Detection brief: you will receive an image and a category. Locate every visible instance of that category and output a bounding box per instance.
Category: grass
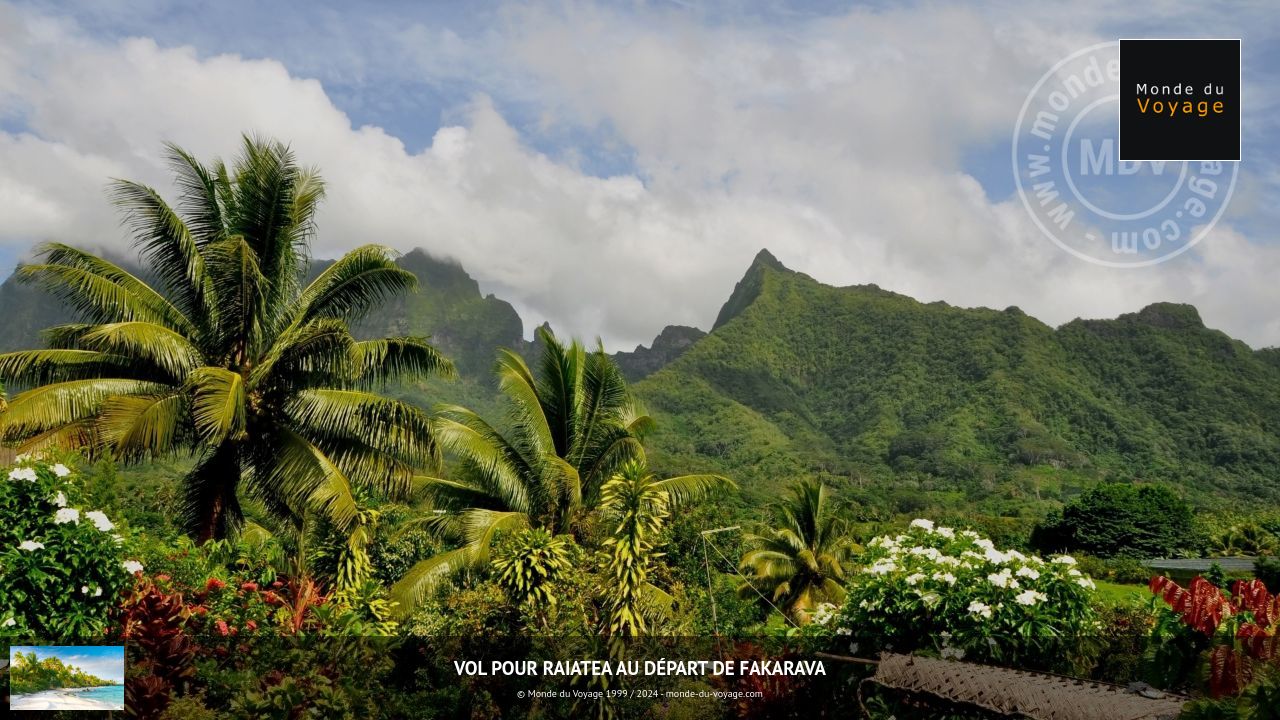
[1094,580,1149,607]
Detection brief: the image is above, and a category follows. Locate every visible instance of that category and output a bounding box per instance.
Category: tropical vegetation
[737,478,852,624]
[10,649,117,695]
[0,137,452,542]
[5,138,1280,718]
[392,327,728,612]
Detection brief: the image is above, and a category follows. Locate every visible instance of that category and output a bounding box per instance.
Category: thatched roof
[871,654,1186,720]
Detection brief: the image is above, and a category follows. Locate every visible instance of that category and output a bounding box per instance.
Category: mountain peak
[750,248,787,272]
[712,249,791,330]
[613,325,707,381]
[1131,302,1204,330]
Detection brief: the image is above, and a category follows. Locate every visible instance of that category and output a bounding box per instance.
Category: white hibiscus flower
[1015,589,1048,606]
[84,510,115,532]
[967,601,993,618]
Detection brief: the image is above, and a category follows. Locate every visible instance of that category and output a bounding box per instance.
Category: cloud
[0,1,1278,350]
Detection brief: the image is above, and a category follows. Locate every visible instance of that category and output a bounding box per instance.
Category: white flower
[987,570,1019,589]
[932,572,957,585]
[93,587,102,597]
[811,602,837,626]
[905,573,926,586]
[1015,566,1040,580]
[14,453,31,463]
[1051,555,1077,566]
[920,591,941,608]
[53,508,80,524]
[909,518,935,532]
[81,585,89,594]
[967,601,993,618]
[52,463,71,477]
[51,491,67,507]
[84,510,114,532]
[984,547,1009,564]
[866,560,898,575]
[2,617,14,627]
[121,560,144,574]
[17,540,44,551]
[835,627,852,636]
[8,467,37,482]
[941,646,966,660]
[960,530,980,539]
[1015,589,1048,606]
[1006,550,1026,562]
[1067,568,1082,577]
[936,527,955,539]
[1076,577,1096,590]
[974,539,996,551]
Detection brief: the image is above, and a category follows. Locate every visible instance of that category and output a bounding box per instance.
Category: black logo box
[1119,38,1241,162]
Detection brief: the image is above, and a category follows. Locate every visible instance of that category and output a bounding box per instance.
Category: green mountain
[3,244,1278,518]
[632,250,1280,513]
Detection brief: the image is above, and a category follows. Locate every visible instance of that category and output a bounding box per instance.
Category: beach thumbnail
[9,646,125,711]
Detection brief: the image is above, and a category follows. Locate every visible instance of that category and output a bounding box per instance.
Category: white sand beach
[11,686,125,710]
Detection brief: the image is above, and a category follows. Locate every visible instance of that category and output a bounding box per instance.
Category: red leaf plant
[117,577,199,719]
[1151,575,1280,697]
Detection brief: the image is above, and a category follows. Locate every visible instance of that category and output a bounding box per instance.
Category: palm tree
[392,327,728,611]
[1210,523,1279,557]
[738,478,851,624]
[0,137,453,541]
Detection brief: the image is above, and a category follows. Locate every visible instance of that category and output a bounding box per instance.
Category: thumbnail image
[9,646,125,711]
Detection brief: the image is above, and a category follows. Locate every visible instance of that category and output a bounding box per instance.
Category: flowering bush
[0,457,142,639]
[817,519,1099,671]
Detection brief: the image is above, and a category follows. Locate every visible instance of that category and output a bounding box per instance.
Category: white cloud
[0,1,1277,351]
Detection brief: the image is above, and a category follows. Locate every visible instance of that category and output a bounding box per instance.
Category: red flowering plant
[1148,575,1280,697]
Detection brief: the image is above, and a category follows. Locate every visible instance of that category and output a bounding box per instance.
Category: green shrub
[0,458,142,640]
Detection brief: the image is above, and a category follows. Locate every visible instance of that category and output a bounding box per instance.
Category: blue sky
[1,0,1278,348]
[10,645,125,684]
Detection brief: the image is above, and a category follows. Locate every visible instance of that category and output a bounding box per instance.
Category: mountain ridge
[1,244,1276,513]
